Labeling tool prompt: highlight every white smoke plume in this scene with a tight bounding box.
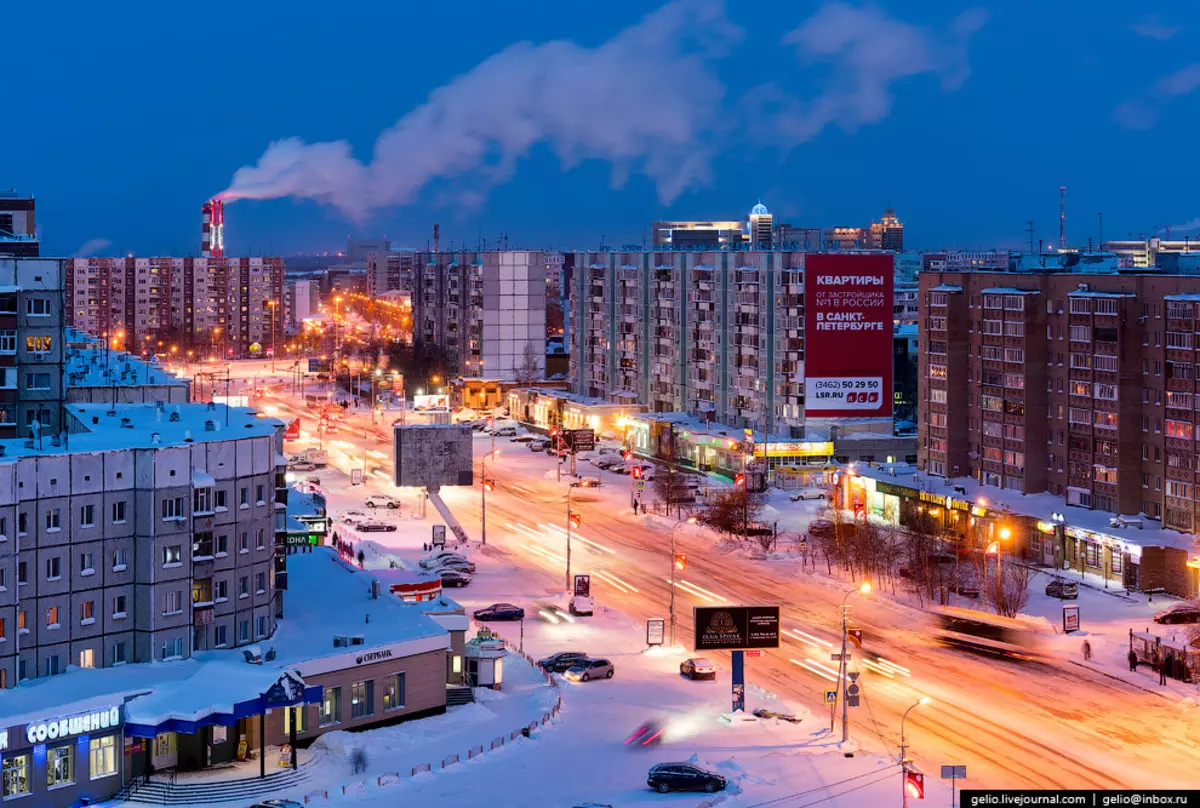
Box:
[219,0,741,219]
[72,238,112,258]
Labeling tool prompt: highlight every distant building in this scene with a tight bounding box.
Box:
[0,190,38,257]
[346,237,390,262]
[1103,237,1200,269]
[287,277,321,330]
[827,208,904,252]
[825,227,867,251]
[748,203,774,249]
[652,219,748,249]
[775,225,823,250]
[1,258,65,438]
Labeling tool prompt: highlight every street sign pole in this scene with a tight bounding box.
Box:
[940,766,966,808]
[731,650,745,713]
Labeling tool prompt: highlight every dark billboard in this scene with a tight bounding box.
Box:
[693,606,780,651]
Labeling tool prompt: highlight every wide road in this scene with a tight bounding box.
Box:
[259,383,1196,791]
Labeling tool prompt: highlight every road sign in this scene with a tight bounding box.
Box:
[823,690,837,705]
[940,765,966,779]
[847,671,860,681]
[847,628,863,648]
[830,653,846,662]
[745,650,764,658]
[846,683,860,698]
[635,480,646,492]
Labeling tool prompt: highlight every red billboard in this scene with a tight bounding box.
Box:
[803,253,893,418]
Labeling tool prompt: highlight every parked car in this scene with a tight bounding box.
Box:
[494,426,518,437]
[807,518,836,540]
[680,658,717,680]
[420,552,469,569]
[436,559,477,574]
[512,434,537,443]
[356,520,397,533]
[568,595,594,616]
[341,511,369,526]
[646,763,726,794]
[365,494,401,509]
[538,651,589,673]
[474,603,525,621]
[251,800,305,808]
[439,569,472,587]
[288,460,317,472]
[528,439,550,451]
[789,488,827,501]
[1045,579,1079,600]
[1153,603,1200,624]
[564,658,614,682]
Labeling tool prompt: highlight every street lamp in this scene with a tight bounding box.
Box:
[481,449,498,546]
[266,300,278,373]
[900,696,932,808]
[669,516,697,647]
[566,482,583,592]
[839,582,871,744]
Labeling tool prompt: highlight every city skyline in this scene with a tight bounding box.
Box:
[5,1,1200,256]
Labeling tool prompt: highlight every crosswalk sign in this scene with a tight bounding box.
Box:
[824,690,837,705]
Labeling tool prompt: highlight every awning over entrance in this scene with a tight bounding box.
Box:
[125,670,322,739]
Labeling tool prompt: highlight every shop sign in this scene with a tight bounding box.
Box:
[874,481,915,498]
[26,706,121,744]
[754,441,835,458]
[919,491,946,506]
[1064,526,1141,558]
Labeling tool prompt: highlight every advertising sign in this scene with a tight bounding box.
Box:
[564,429,596,453]
[432,525,447,547]
[284,418,301,440]
[573,574,591,598]
[803,254,893,418]
[1062,604,1080,633]
[413,394,450,412]
[646,618,666,646]
[693,606,780,651]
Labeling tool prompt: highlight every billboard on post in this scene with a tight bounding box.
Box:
[803,254,893,418]
[413,394,449,412]
[692,606,780,651]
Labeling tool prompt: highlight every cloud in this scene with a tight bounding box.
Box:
[1163,218,1200,234]
[1130,15,1179,41]
[1115,63,1200,129]
[72,238,112,258]
[220,0,741,219]
[755,3,988,146]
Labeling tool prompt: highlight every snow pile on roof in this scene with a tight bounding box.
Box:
[64,348,187,389]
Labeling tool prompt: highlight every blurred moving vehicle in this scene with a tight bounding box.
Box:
[474,603,525,621]
[288,460,317,471]
[569,595,594,616]
[789,488,827,501]
[538,651,589,672]
[1044,578,1079,600]
[564,658,614,682]
[355,520,397,533]
[679,658,716,680]
[625,720,665,748]
[1153,603,1200,624]
[933,606,1046,660]
[646,763,726,794]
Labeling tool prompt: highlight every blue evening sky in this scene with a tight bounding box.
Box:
[3,1,1197,256]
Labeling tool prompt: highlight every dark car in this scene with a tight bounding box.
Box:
[439,569,472,587]
[251,801,304,808]
[1045,579,1079,600]
[647,763,726,794]
[473,603,525,621]
[538,651,589,673]
[356,520,397,533]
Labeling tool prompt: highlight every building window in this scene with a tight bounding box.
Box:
[350,680,374,719]
[0,330,15,354]
[256,484,265,504]
[45,508,61,531]
[112,500,127,523]
[240,533,249,553]
[46,556,61,580]
[215,624,228,646]
[80,600,95,624]
[382,673,406,711]
[217,534,228,555]
[79,503,96,527]
[3,754,30,796]
[90,736,117,779]
[161,496,184,520]
[1165,420,1193,440]
[113,595,127,618]
[1094,411,1118,428]
[46,605,60,627]
[320,687,342,726]
[112,548,127,571]
[111,642,127,664]
[162,545,182,566]
[215,489,227,509]
[256,615,267,637]
[25,371,51,390]
[240,620,250,642]
[240,487,249,507]
[47,744,75,787]
[164,590,182,615]
[283,706,307,735]
[46,654,61,675]
[255,572,266,594]
[25,335,52,354]
[79,552,95,575]
[239,576,249,597]
[161,637,183,659]
[25,297,50,316]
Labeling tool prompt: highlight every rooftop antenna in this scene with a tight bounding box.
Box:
[1025,220,1035,255]
[433,223,440,254]
[1059,186,1066,249]
[1098,212,1104,248]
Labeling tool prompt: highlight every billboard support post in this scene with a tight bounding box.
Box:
[731,650,745,713]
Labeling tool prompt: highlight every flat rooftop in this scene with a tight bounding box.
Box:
[65,348,187,389]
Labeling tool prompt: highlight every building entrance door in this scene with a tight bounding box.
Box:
[152,732,178,770]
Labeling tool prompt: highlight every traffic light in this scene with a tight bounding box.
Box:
[550,427,558,438]
[632,467,643,480]
[904,772,925,800]
[569,513,582,529]
[483,477,495,492]
[734,473,745,487]
[674,553,687,571]
[623,450,633,461]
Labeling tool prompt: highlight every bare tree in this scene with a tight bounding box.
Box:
[513,341,542,385]
[994,562,1033,618]
[653,465,693,518]
[701,487,763,539]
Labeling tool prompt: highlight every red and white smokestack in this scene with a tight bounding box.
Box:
[201,198,225,258]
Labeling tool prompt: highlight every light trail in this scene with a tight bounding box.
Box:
[593,569,638,593]
[787,628,834,649]
[790,658,839,683]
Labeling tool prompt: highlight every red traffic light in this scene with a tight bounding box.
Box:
[569,513,582,529]
[674,553,687,571]
[483,477,495,492]
[904,772,925,800]
[632,467,643,480]
[734,473,745,487]
[550,427,558,437]
[623,450,633,461]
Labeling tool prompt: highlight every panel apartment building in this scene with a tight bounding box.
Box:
[919,254,1200,534]
[0,402,285,688]
[64,256,285,357]
[0,258,65,439]
[367,250,547,380]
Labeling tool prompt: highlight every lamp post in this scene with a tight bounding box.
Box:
[566,482,582,592]
[839,582,871,743]
[900,697,931,808]
[669,516,697,648]
[266,300,278,372]
[481,450,498,546]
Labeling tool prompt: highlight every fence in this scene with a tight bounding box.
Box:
[468,744,485,759]
[378,772,402,786]
[411,763,431,777]
[303,790,328,804]
[442,753,460,769]
[491,736,505,751]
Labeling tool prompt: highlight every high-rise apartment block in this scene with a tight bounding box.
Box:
[0,190,38,257]
[366,250,547,380]
[919,259,1200,534]
[826,208,904,252]
[1,258,65,439]
[64,256,285,357]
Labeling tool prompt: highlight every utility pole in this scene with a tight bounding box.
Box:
[840,583,869,743]
[565,483,581,591]
[481,450,497,545]
[900,697,930,808]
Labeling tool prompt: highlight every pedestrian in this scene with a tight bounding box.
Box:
[356,549,365,567]
[1081,639,1092,662]
[351,747,366,774]
[1163,652,1174,685]
[633,499,640,516]
[1128,648,1138,672]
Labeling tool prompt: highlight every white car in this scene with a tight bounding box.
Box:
[790,488,827,502]
[365,494,401,509]
[420,552,468,570]
[341,511,369,525]
[568,595,594,616]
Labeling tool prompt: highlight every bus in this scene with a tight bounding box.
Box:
[932,606,1047,661]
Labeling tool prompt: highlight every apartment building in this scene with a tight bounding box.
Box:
[0,258,65,439]
[0,401,285,688]
[63,256,285,357]
[0,191,37,257]
[919,260,1200,534]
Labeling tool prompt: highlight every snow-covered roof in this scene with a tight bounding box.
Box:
[980,287,1040,295]
[268,549,449,672]
[64,348,187,389]
[928,284,963,292]
[1164,293,1200,301]
[1068,290,1134,298]
[288,487,326,519]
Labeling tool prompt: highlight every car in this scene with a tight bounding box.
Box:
[435,559,477,574]
[1153,603,1200,624]
[789,488,827,501]
[474,603,525,621]
[528,439,550,451]
[356,520,397,533]
[420,552,469,569]
[494,426,518,437]
[438,569,472,587]
[304,476,322,486]
[538,651,589,673]
[646,763,726,794]
[568,595,594,615]
[564,658,614,682]
[365,494,401,509]
[1045,579,1079,600]
[511,434,537,443]
[574,478,602,489]
[610,465,631,475]
[807,518,836,540]
[251,800,305,808]
[341,511,369,526]
[288,461,317,471]
[680,658,717,680]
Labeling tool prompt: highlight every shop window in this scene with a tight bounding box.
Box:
[283,706,307,735]
[350,680,374,719]
[1084,542,1101,568]
[320,687,341,726]
[382,673,406,711]
[3,754,29,796]
[47,744,74,787]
